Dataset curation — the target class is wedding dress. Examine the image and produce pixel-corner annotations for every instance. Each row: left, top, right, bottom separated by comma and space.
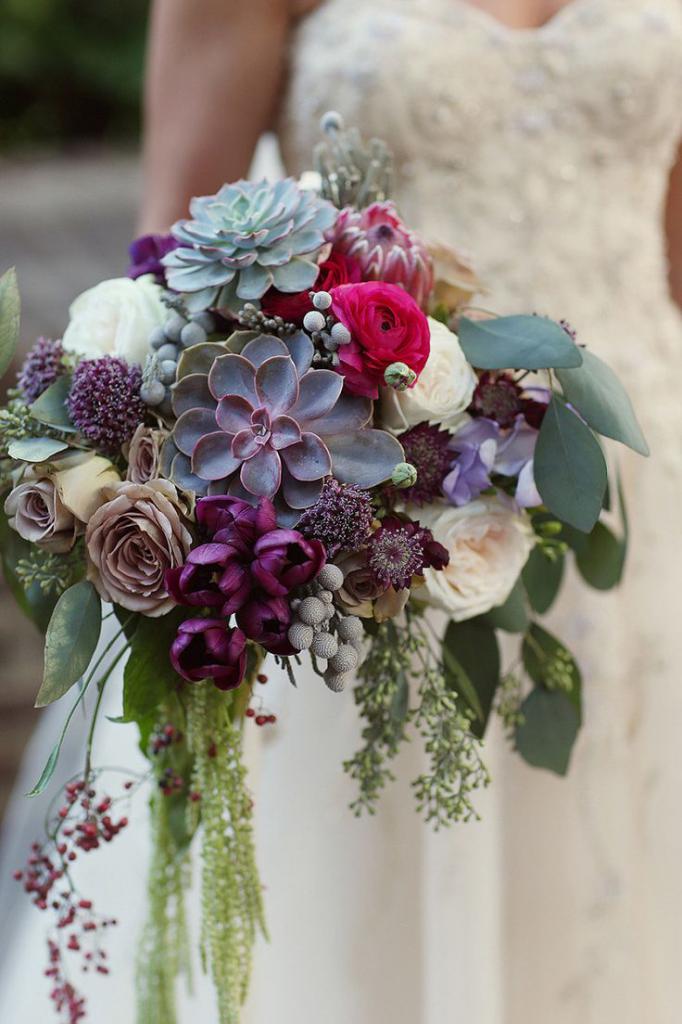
1, 1, 682, 1022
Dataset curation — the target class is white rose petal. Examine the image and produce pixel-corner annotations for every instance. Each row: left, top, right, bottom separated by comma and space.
382, 317, 477, 432
62, 276, 166, 366
418, 496, 535, 622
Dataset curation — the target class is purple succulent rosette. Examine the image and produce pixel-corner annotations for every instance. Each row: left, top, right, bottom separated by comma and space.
162, 330, 403, 522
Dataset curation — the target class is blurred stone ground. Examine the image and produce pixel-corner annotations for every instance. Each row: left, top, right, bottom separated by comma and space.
0, 148, 139, 814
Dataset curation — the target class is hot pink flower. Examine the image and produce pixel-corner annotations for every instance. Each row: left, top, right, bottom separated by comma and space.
261, 251, 361, 322
330, 282, 430, 398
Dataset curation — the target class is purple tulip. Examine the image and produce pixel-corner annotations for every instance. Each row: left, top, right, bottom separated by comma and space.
196, 495, 277, 542
170, 619, 247, 690
127, 233, 180, 283
251, 529, 326, 597
237, 594, 295, 656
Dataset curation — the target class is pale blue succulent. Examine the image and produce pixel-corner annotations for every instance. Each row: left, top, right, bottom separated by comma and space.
163, 179, 337, 313
161, 331, 404, 524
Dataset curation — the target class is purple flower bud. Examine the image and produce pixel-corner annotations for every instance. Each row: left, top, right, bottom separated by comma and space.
127, 233, 180, 284
237, 594, 295, 656
251, 529, 326, 597
170, 619, 247, 690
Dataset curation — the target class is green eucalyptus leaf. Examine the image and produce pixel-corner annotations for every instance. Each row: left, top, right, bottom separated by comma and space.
556, 350, 649, 456
458, 314, 583, 371
522, 547, 565, 614
515, 688, 581, 776
483, 576, 529, 633
29, 375, 77, 432
443, 619, 500, 736
7, 436, 70, 462
522, 623, 582, 716
575, 522, 625, 590
122, 612, 184, 726
0, 267, 20, 380
534, 396, 607, 533
36, 580, 102, 707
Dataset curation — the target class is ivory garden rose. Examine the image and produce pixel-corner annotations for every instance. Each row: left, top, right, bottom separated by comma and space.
418, 496, 535, 621
62, 276, 166, 366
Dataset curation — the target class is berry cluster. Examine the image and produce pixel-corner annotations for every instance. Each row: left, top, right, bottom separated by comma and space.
13, 776, 133, 1024
245, 673, 278, 727
141, 304, 216, 416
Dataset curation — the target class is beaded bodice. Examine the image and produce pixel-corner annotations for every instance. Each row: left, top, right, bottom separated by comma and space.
279, 0, 682, 393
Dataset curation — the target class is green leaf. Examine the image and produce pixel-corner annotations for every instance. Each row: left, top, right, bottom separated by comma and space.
515, 688, 580, 776
122, 612, 184, 726
522, 623, 582, 715
443, 619, 500, 736
29, 375, 77, 432
556, 349, 649, 457
28, 680, 90, 796
534, 396, 607, 533
458, 314, 583, 371
522, 547, 565, 614
575, 522, 625, 590
483, 576, 529, 633
0, 506, 60, 632
36, 580, 102, 707
7, 436, 70, 462
0, 267, 20, 380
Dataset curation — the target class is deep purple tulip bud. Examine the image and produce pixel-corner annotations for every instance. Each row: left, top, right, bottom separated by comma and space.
170, 619, 248, 690
237, 594, 295, 656
127, 233, 180, 284
165, 562, 225, 610
251, 529, 326, 597
196, 495, 277, 542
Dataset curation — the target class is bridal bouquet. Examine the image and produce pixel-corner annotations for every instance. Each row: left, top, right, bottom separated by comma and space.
0, 115, 648, 1023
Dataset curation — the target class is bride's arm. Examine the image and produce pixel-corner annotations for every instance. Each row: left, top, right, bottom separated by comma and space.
138, 0, 293, 233
666, 142, 682, 310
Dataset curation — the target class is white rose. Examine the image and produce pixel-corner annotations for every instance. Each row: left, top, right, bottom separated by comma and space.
418, 496, 535, 621
382, 317, 477, 432
62, 276, 165, 365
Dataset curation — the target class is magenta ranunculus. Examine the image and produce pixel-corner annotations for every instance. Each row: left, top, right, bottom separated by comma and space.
170, 619, 247, 689
237, 594, 295, 656
261, 251, 361, 322
251, 529, 326, 597
330, 282, 431, 398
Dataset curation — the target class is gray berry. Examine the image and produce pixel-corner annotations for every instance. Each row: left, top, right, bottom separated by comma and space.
324, 671, 348, 693
140, 380, 166, 407
288, 622, 315, 651
331, 322, 352, 345
317, 564, 344, 592
158, 359, 177, 385
336, 615, 363, 642
149, 326, 167, 350
329, 644, 359, 675
320, 110, 344, 134
312, 291, 333, 311
298, 596, 327, 627
311, 633, 338, 660
156, 342, 179, 362
303, 310, 326, 333
180, 321, 207, 348
164, 312, 187, 342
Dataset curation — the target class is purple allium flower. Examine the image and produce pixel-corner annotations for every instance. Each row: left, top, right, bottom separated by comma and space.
67, 356, 145, 454
391, 422, 452, 505
297, 478, 374, 557
127, 233, 180, 284
170, 618, 247, 689
368, 516, 448, 590
17, 337, 66, 403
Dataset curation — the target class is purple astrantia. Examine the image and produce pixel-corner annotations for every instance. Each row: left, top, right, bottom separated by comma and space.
17, 337, 66, 403
67, 356, 145, 454
127, 233, 180, 284
391, 422, 453, 506
170, 618, 247, 689
367, 516, 448, 590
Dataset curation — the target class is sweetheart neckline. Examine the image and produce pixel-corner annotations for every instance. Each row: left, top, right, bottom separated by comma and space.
446, 0, 600, 36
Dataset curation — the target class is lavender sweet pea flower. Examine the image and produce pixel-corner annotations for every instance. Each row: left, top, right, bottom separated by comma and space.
170, 619, 247, 690
251, 530, 326, 597
127, 233, 180, 283
443, 442, 495, 506
237, 594, 295, 656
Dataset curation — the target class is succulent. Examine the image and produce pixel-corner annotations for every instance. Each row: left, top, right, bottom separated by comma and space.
328, 201, 434, 309
163, 179, 337, 313
161, 330, 403, 522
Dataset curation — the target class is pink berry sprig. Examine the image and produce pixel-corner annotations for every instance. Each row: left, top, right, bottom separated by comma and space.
244, 672, 278, 727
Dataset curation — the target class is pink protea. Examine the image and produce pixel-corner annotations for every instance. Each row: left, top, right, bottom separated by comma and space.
327, 201, 434, 309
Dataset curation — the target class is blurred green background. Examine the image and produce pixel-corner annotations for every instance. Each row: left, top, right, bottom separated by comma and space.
0, 0, 148, 151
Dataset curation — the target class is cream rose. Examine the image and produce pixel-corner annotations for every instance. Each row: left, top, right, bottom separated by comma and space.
418, 496, 534, 621
382, 317, 477, 432
62, 276, 165, 365
85, 479, 192, 616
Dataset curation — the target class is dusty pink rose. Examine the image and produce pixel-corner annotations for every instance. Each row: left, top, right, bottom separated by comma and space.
4, 476, 77, 553
126, 425, 168, 484
85, 479, 192, 616
330, 282, 431, 398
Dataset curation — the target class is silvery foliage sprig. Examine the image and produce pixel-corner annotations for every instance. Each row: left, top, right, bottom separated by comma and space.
314, 111, 394, 209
